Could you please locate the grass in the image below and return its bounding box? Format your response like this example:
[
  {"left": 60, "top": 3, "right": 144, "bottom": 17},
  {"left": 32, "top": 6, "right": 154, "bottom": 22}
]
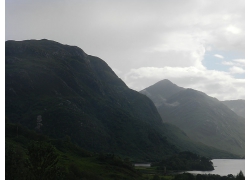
[
  {"left": 135, "top": 166, "right": 175, "bottom": 180},
  {"left": 5, "top": 122, "right": 143, "bottom": 180}
]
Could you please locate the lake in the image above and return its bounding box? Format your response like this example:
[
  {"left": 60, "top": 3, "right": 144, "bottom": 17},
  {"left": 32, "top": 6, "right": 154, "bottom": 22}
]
[
  {"left": 134, "top": 163, "right": 151, "bottom": 167},
  {"left": 134, "top": 159, "right": 245, "bottom": 176},
  {"left": 185, "top": 159, "right": 245, "bottom": 176}
]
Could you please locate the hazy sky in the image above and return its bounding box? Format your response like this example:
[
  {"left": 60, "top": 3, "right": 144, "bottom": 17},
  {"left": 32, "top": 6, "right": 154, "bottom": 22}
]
[{"left": 5, "top": 0, "right": 245, "bottom": 100}]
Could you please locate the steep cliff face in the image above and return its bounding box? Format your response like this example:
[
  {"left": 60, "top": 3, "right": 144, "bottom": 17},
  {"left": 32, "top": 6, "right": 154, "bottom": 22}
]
[
  {"left": 5, "top": 39, "right": 174, "bottom": 161},
  {"left": 141, "top": 80, "right": 245, "bottom": 156}
]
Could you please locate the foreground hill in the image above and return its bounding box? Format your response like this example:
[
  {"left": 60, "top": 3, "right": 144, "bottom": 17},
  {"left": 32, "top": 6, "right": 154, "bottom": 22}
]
[
  {"left": 222, "top": 99, "right": 245, "bottom": 118},
  {"left": 6, "top": 123, "right": 242, "bottom": 180},
  {"left": 140, "top": 80, "right": 245, "bottom": 156},
  {"left": 5, "top": 39, "right": 238, "bottom": 160},
  {"left": 5, "top": 123, "right": 142, "bottom": 180},
  {"left": 6, "top": 39, "right": 176, "bottom": 161}
]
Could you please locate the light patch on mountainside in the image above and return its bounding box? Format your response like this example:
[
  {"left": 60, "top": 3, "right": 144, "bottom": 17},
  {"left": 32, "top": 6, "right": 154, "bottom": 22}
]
[{"left": 162, "top": 101, "right": 180, "bottom": 107}]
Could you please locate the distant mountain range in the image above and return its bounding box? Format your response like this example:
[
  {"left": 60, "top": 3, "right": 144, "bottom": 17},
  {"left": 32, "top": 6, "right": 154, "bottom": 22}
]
[
  {"left": 140, "top": 80, "right": 245, "bottom": 156},
  {"left": 222, "top": 99, "right": 245, "bottom": 118},
  {"left": 5, "top": 39, "right": 240, "bottom": 161}
]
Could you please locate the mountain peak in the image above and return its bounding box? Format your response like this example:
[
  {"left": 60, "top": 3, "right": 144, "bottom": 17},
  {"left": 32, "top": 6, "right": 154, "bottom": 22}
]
[
  {"left": 155, "top": 79, "right": 174, "bottom": 85},
  {"left": 140, "top": 79, "right": 184, "bottom": 106},
  {"left": 5, "top": 39, "right": 88, "bottom": 62},
  {"left": 141, "top": 79, "right": 183, "bottom": 91}
]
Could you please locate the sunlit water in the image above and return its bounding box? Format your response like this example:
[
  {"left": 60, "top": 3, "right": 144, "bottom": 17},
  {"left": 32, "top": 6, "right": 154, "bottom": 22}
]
[{"left": 185, "top": 159, "right": 245, "bottom": 176}]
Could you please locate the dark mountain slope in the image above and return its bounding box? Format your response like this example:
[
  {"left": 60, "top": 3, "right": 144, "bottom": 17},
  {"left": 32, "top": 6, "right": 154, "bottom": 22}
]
[
  {"left": 5, "top": 40, "right": 238, "bottom": 160},
  {"left": 141, "top": 80, "right": 245, "bottom": 156},
  {"left": 222, "top": 99, "right": 245, "bottom": 118},
  {"left": 5, "top": 39, "right": 174, "bottom": 161}
]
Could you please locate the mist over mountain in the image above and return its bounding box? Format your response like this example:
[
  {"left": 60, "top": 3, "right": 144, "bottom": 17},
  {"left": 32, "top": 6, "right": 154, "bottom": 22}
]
[
  {"left": 222, "top": 99, "right": 245, "bottom": 118},
  {"left": 5, "top": 39, "right": 239, "bottom": 161},
  {"left": 140, "top": 79, "right": 245, "bottom": 156}
]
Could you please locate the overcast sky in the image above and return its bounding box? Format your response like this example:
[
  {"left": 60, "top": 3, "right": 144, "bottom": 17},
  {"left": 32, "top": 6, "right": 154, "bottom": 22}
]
[{"left": 5, "top": 0, "right": 246, "bottom": 101}]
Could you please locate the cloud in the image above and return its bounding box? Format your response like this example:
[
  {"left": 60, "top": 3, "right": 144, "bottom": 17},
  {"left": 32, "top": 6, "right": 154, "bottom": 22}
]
[
  {"left": 5, "top": 0, "right": 245, "bottom": 72},
  {"left": 233, "top": 59, "right": 245, "bottom": 66},
  {"left": 124, "top": 66, "right": 245, "bottom": 101},
  {"left": 221, "top": 59, "right": 245, "bottom": 67},
  {"left": 5, "top": 0, "right": 245, "bottom": 101},
  {"left": 229, "top": 66, "right": 245, "bottom": 74},
  {"left": 226, "top": 25, "right": 242, "bottom": 34},
  {"left": 214, "top": 54, "right": 224, "bottom": 59},
  {"left": 221, "top": 61, "right": 234, "bottom": 66}
]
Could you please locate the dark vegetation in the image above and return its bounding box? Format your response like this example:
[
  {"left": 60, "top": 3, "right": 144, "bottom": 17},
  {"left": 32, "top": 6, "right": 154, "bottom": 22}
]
[
  {"left": 136, "top": 167, "right": 244, "bottom": 180},
  {"left": 6, "top": 123, "right": 245, "bottom": 180},
  {"left": 6, "top": 122, "right": 142, "bottom": 180},
  {"left": 152, "top": 151, "right": 214, "bottom": 171},
  {"left": 172, "top": 171, "right": 245, "bottom": 180}
]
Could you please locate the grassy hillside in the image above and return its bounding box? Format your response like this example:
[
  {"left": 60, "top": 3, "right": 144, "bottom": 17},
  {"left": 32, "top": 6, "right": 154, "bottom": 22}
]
[
  {"left": 141, "top": 80, "right": 245, "bottom": 157},
  {"left": 5, "top": 122, "right": 143, "bottom": 180},
  {"left": 162, "top": 123, "right": 239, "bottom": 159},
  {"left": 6, "top": 123, "right": 240, "bottom": 180}
]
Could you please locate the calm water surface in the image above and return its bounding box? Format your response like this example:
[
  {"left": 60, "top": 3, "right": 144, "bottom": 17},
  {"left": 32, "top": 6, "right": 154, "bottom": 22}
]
[
  {"left": 186, "top": 159, "right": 245, "bottom": 176},
  {"left": 134, "top": 163, "right": 151, "bottom": 167}
]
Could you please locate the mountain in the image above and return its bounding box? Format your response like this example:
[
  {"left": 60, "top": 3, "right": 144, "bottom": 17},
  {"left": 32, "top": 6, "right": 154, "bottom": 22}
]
[
  {"left": 5, "top": 39, "right": 238, "bottom": 160},
  {"left": 6, "top": 39, "right": 176, "bottom": 161},
  {"left": 140, "top": 79, "right": 184, "bottom": 107},
  {"left": 222, "top": 100, "right": 245, "bottom": 118},
  {"left": 140, "top": 80, "right": 245, "bottom": 156}
]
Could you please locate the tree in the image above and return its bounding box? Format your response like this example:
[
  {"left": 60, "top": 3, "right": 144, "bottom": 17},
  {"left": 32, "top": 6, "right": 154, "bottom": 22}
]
[
  {"left": 236, "top": 170, "right": 245, "bottom": 180},
  {"left": 5, "top": 145, "right": 27, "bottom": 180},
  {"left": 26, "top": 141, "right": 63, "bottom": 180},
  {"left": 152, "top": 174, "right": 160, "bottom": 180}
]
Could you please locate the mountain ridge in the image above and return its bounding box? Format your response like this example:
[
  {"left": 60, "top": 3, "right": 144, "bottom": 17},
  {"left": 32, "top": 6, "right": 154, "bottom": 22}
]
[
  {"left": 222, "top": 99, "right": 245, "bottom": 118},
  {"left": 5, "top": 39, "right": 240, "bottom": 160},
  {"left": 140, "top": 79, "right": 245, "bottom": 156},
  {"left": 5, "top": 39, "right": 174, "bottom": 161},
  {"left": 140, "top": 79, "right": 185, "bottom": 107}
]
